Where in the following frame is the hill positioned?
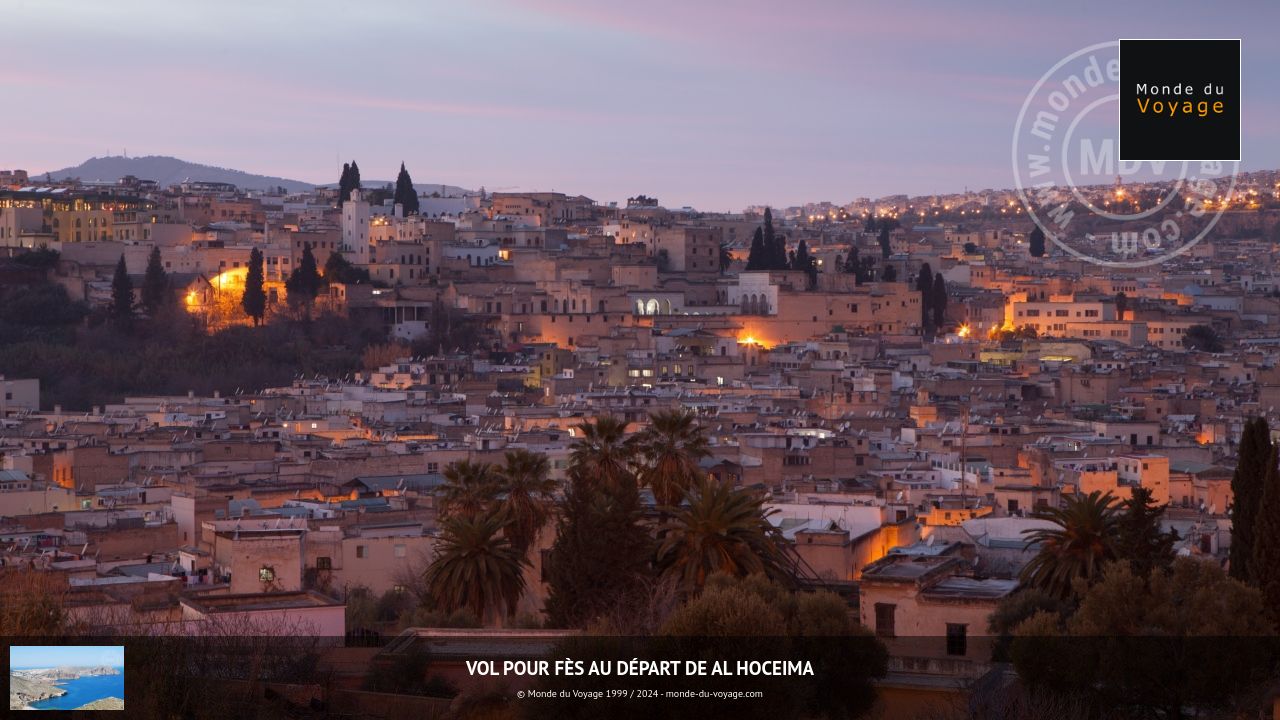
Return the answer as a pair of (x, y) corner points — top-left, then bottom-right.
(42, 155), (473, 196)
(9, 672), (65, 710)
(42, 156), (314, 192)
(76, 697), (125, 710)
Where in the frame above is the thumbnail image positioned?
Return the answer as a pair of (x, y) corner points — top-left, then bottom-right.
(9, 646), (124, 711)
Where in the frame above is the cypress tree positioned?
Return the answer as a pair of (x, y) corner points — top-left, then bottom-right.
(141, 246), (169, 314)
(1029, 226), (1046, 257)
(393, 162), (420, 215)
(544, 475), (653, 628)
(285, 242), (323, 306)
(917, 263), (934, 330)
(932, 274), (948, 327)
(1231, 417), (1272, 582)
(882, 264), (897, 282)
(746, 227), (765, 271)
(878, 225), (891, 259)
(338, 162), (352, 203)
(242, 247), (266, 326)
(763, 208), (784, 270)
(109, 254), (133, 322)
(349, 160), (361, 195)
(1254, 444), (1280, 616)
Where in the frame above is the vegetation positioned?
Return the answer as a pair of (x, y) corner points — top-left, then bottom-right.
(1029, 225), (1045, 257)
(1019, 490), (1120, 599)
(437, 460), (500, 520)
(744, 208), (789, 271)
(141, 245), (170, 314)
(634, 409), (709, 507)
(241, 247), (266, 325)
(109, 253), (133, 323)
(284, 242), (323, 306)
(656, 478), (789, 594)
(1009, 559), (1277, 719)
(323, 249), (372, 285)
(424, 510), (528, 622)
(338, 159), (362, 203)
(493, 448), (557, 554)
(393, 161), (420, 215)
(1230, 416), (1271, 582)
(1252, 443), (1280, 618)
(1183, 323), (1225, 352)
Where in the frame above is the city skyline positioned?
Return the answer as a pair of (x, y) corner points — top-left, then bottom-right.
(6, 0), (1279, 210)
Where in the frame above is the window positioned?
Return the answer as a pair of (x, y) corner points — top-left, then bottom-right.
(259, 566), (276, 583)
(874, 603), (896, 638)
(946, 623), (968, 656)
(316, 556), (332, 570)
(394, 544), (406, 558)
(356, 545), (366, 559)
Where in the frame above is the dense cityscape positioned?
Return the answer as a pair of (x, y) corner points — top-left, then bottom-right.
(3, 156), (1280, 718)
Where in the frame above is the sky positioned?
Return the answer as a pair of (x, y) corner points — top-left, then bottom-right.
(10, 645), (125, 669)
(3, 0), (1277, 210)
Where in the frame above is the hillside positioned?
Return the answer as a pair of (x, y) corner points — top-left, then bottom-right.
(42, 155), (473, 196)
(9, 673), (65, 710)
(42, 156), (314, 193)
(76, 697), (125, 710)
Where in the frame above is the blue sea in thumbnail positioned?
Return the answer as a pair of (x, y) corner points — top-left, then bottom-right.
(26, 669), (125, 710)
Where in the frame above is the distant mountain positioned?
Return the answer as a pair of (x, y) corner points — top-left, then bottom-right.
(43, 156), (315, 193)
(43, 155), (473, 196)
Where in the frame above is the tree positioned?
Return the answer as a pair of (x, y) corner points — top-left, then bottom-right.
(1183, 324), (1224, 352)
(567, 416), (636, 496)
(635, 409), (709, 508)
(963, 241), (978, 254)
(916, 263), (934, 330)
(241, 247), (266, 326)
(878, 225), (891, 259)
(656, 478), (790, 594)
(745, 227), (766, 271)
(1020, 491), (1120, 599)
(109, 254), (133, 322)
(285, 242), (323, 306)
(544, 470), (653, 628)
(438, 460), (500, 520)
(931, 273), (948, 328)
(763, 207), (786, 270)
(323, 250), (372, 285)
(1114, 291), (1128, 318)
(1114, 486), (1177, 578)
(1252, 443), (1280, 617)
(424, 510), (528, 622)
(495, 449), (556, 555)
(1230, 416), (1271, 582)
(393, 162), (420, 215)
(1029, 225), (1046, 257)
(881, 263), (897, 282)
(141, 246), (169, 314)
(338, 160), (362, 203)
(1011, 560), (1276, 719)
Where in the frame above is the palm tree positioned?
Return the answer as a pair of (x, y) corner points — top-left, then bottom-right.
(568, 416), (637, 496)
(656, 478), (789, 593)
(1020, 490), (1121, 599)
(495, 448), (557, 554)
(425, 510), (528, 622)
(438, 460), (499, 519)
(636, 409), (710, 507)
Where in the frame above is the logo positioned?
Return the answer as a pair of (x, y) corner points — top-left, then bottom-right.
(1012, 41), (1240, 267)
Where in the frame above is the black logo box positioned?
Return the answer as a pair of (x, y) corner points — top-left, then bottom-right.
(1119, 39), (1241, 162)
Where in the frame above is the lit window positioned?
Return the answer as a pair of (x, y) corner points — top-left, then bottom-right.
(259, 566), (275, 583)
